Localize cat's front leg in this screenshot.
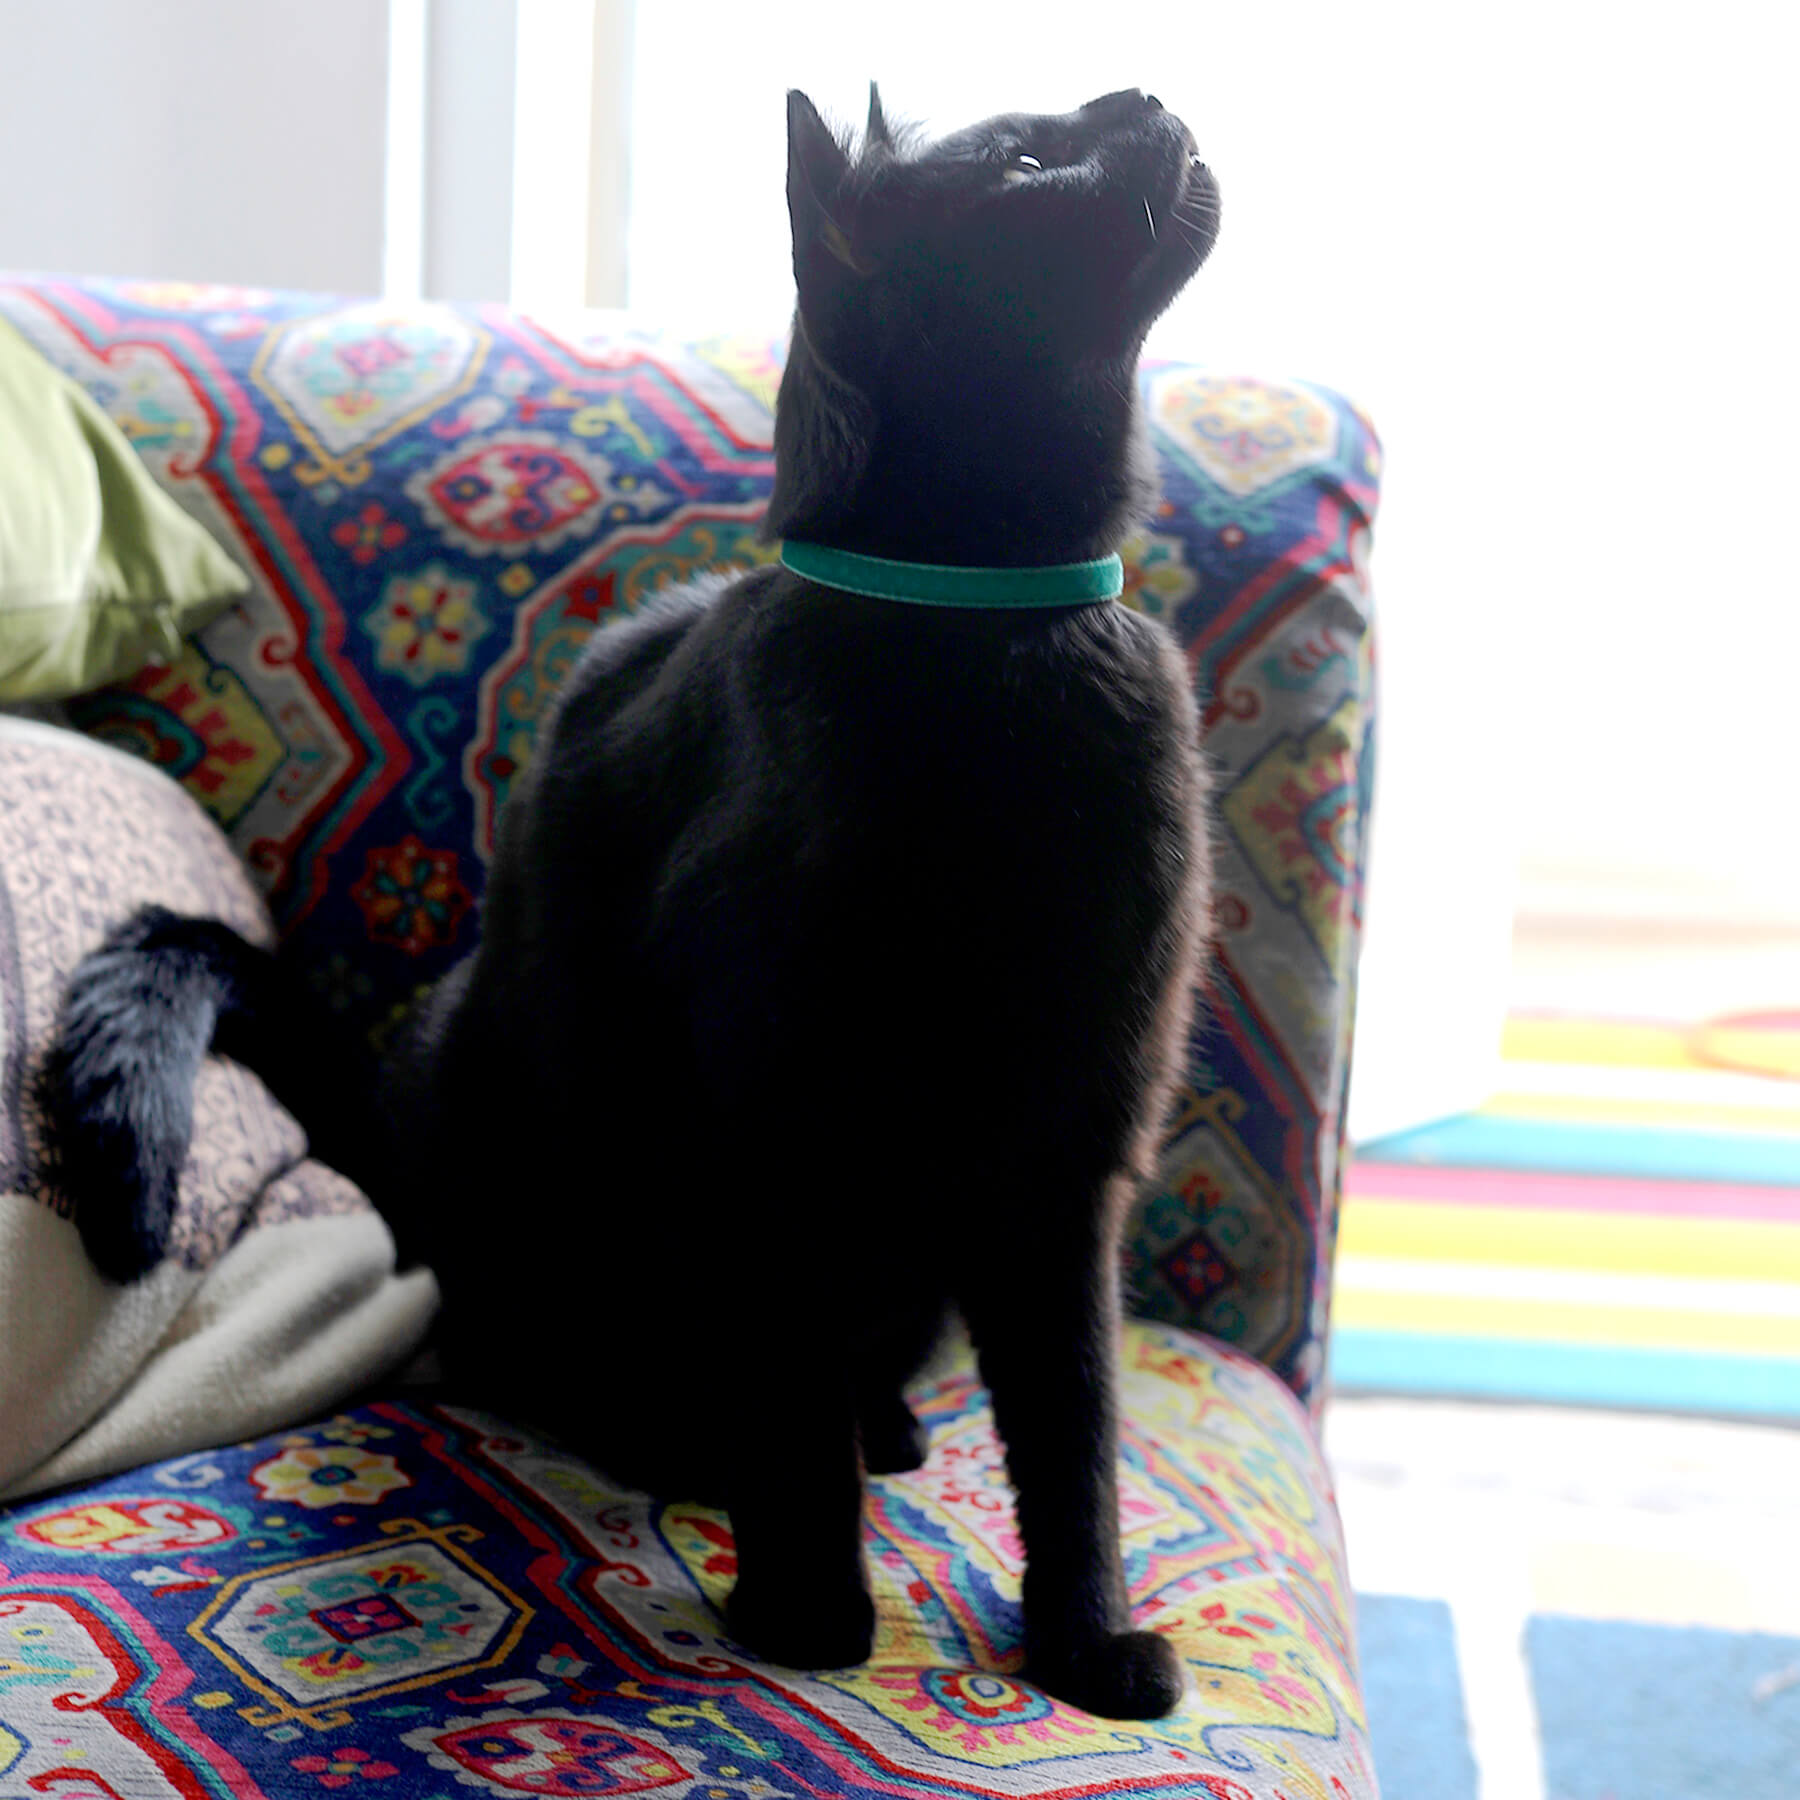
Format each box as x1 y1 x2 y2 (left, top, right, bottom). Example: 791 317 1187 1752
853 1300 946 1475
856 1385 930 1475
966 1222 1186 1720
723 1368 875 1670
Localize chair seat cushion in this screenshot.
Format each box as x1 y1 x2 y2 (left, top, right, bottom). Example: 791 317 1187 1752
0 1320 1375 1798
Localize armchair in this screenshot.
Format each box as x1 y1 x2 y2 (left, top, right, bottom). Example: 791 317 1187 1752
0 275 1381 1800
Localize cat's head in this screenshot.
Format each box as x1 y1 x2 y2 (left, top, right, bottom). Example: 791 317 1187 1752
765 86 1220 562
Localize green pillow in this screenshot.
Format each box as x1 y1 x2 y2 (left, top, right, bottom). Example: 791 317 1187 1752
0 317 249 702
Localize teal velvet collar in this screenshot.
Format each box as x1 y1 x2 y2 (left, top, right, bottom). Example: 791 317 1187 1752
779 541 1123 609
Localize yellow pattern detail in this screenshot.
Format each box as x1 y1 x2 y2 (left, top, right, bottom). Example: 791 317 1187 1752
124 648 286 829
1222 697 1365 969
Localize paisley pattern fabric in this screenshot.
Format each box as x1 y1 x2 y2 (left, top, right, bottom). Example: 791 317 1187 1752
0 1322 1376 1799
0 278 1380 1411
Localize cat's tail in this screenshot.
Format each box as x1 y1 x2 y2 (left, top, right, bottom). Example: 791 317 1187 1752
43 905 386 1283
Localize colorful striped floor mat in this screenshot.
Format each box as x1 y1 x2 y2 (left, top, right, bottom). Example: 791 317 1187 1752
1334 1013 1800 1417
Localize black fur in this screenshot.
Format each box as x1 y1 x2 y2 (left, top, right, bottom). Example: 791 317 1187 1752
41 907 383 1280
46 86 1220 1719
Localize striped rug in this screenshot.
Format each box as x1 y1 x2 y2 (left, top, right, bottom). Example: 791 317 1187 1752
1354 1594 1800 1800
1333 1013 1800 1417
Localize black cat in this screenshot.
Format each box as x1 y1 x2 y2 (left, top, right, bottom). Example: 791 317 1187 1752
46 85 1220 1719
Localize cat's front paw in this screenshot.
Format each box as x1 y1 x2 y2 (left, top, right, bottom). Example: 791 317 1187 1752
726 1573 875 1670
1030 1629 1186 1720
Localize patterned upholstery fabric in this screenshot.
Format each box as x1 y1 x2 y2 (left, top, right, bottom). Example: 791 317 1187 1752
0 277 1380 1411
0 1322 1376 1800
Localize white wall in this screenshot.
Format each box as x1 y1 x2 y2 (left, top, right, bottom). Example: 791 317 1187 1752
0 0 389 293
421 0 517 303
0 0 624 309
399 0 629 310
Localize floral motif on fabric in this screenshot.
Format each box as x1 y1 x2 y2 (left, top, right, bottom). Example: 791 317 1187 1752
1119 527 1199 619
350 836 473 955
250 1447 411 1509
290 1745 400 1787
333 502 408 566
365 564 490 686
405 431 669 558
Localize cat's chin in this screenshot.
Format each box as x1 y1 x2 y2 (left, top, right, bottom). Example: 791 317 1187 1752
1123 141 1219 329
1171 157 1220 263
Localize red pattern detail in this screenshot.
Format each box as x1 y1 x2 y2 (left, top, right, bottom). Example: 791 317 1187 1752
27 1771 135 1800
350 836 473 956
16 1499 235 1557
1160 1229 1231 1306
670 1516 737 1577
427 442 599 544
292 1746 400 1787
332 502 408 566
0 1583 261 1800
1190 492 1366 729
121 670 261 795
338 335 408 380
562 569 617 622
435 1718 684 1797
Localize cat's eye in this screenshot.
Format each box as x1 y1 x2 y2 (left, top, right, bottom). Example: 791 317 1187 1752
1003 152 1043 183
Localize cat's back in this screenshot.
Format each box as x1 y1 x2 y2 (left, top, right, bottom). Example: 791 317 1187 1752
735 578 1201 879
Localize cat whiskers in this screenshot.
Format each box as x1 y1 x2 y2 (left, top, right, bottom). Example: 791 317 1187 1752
1170 193 1219 251
1143 197 1157 242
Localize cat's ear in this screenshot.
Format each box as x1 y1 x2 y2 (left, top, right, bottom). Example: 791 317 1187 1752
865 81 892 151
787 90 868 287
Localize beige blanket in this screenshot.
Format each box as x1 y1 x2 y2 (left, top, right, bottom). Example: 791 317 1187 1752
0 716 436 1498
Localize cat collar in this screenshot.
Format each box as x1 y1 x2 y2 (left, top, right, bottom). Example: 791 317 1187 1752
780 542 1123 608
